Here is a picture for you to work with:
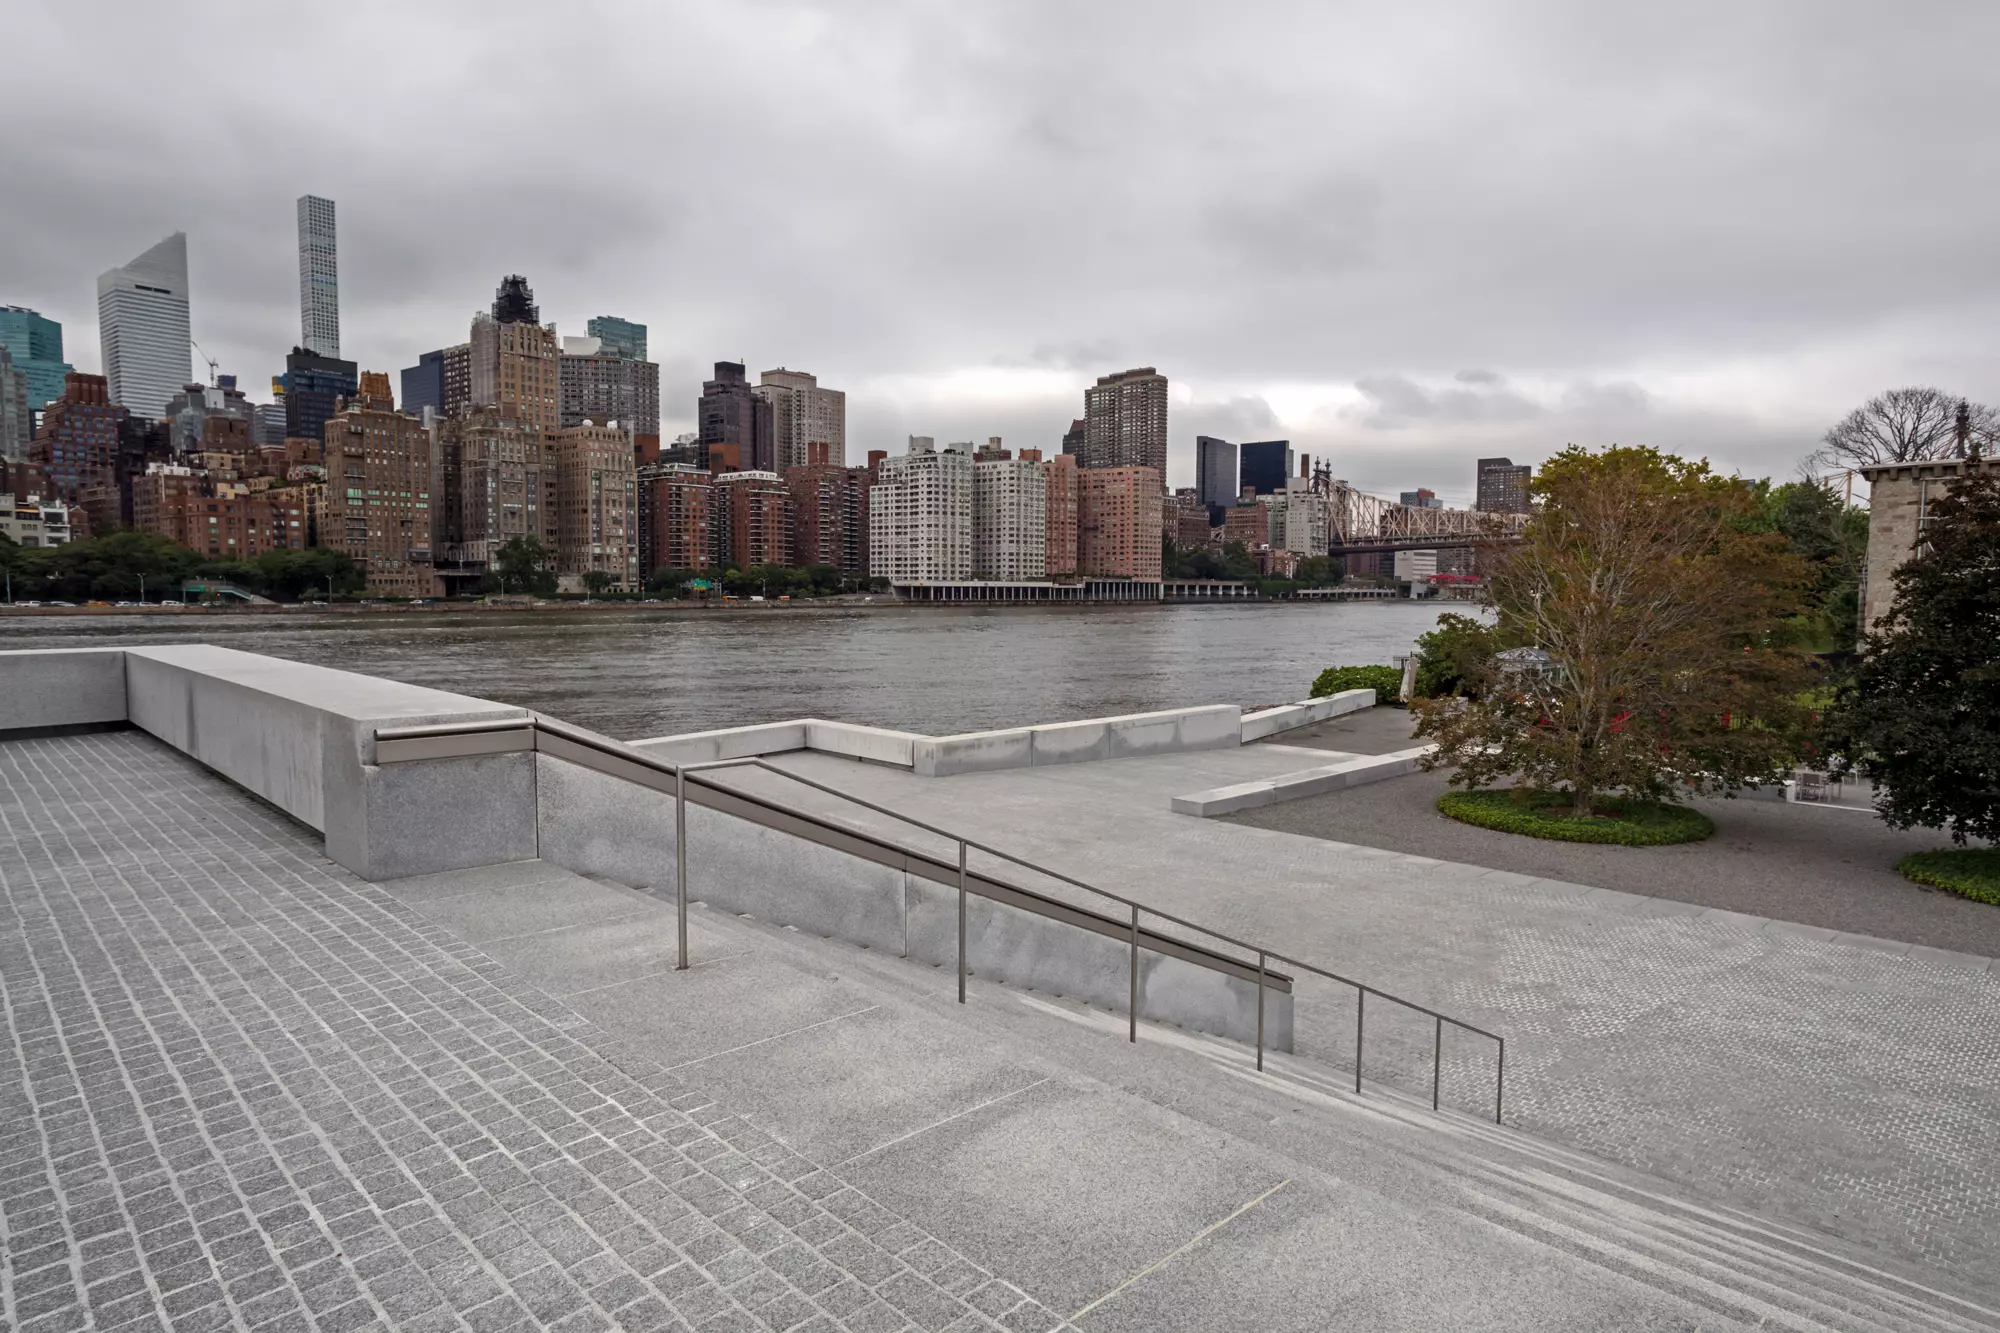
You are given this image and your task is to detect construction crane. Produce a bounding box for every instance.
[190,337,219,387]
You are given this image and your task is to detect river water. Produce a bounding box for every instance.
[0,602,1454,739]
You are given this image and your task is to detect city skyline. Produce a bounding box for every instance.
[8,4,1999,505]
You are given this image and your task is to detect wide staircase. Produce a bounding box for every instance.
[384,857,2000,1332]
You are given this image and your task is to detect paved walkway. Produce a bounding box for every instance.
[1235,711,2000,956]
[727,745,2000,1285]
[0,732,1059,1333]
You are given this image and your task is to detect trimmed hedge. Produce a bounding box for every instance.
[1898,849,2000,906]
[1436,788,1716,846]
[1311,664,1402,699]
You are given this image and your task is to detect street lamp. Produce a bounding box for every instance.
[326,574,335,604]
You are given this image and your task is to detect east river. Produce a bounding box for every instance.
[0,601,1453,739]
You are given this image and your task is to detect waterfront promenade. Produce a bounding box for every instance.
[3,651,1997,1330]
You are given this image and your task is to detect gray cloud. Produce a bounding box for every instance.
[5,0,1999,500]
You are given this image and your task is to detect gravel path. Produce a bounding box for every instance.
[1238,709,2000,957]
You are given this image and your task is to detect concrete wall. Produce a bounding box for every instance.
[912,705,1243,776]
[0,648,129,734]
[635,704,1249,778]
[534,750,1291,1048]
[1239,688,1375,742]
[116,644,536,881]
[1172,745,1435,817]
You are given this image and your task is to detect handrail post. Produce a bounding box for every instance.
[1354,989,1364,1094]
[1255,951,1266,1072]
[1495,1037,1505,1125]
[675,767,689,971]
[1432,1016,1442,1111]
[957,839,968,1004]
[1128,905,1139,1043]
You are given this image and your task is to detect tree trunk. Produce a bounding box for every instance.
[1571,786,1594,818]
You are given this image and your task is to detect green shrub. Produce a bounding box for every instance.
[1413,612,1503,698]
[1898,849,2000,906]
[1435,788,1715,845]
[1311,664,1402,700]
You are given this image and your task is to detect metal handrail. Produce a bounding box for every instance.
[372,714,1506,1122]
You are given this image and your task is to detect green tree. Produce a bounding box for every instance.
[492,535,556,596]
[1749,478,1869,648]
[582,570,616,598]
[1415,445,1819,817]
[248,548,363,602]
[1412,612,1505,698]
[1822,469,2000,843]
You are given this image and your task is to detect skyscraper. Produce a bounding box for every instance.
[401,349,448,418]
[1475,457,1532,514]
[1239,440,1293,497]
[322,374,437,596]
[586,316,646,361]
[1195,436,1237,509]
[868,438,972,582]
[1081,367,1168,475]
[972,454,1047,581]
[559,336,659,435]
[470,277,559,430]
[0,349,29,461]
[30,373,124,502]
[698,361,774,472]
[755,367,846,471]
[96,233,192,420]
[284,347,358,445]
[550,423,639,587]
[1077,467,1164,579]
[0,306,74,415]
[297,195,340,358]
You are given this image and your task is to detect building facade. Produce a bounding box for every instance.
[637,462,713,576]
[1044,453,1079,578]
[713,471,792,570]
[1475,457,1532,514]
[785,445,870,574]
[550,424,638,587]
[0,349,28,461]
[972,455,1047,581]
[1195,436,1237,511]
[1076,466,1163,580]
[1082,367,1168,474]
[0,306,73,415]
[166,377,255,454]
[296,194,340,358]
[869,438,972,582]
[0,491,71,548]
[321,381,437,596]
[586,316,646,361]
[30,373,124,502]
[400,349,447,419]
[1239,440,1293,497]
[284,348,358,445]
[699,361,774,472]
[558,341,660,435]
[96,233,192,420]
[435,409,552,578]
[756,368,846,471]
[1856,457,1998,635]
[470,278,560,431]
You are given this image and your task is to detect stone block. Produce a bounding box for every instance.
[0,648,129,733]
[1171,747,1430,817]
[803,721,920,768]
[914,728,1034,777]
[631,722,807,766]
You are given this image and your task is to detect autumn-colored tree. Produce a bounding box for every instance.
[1414,446,1820,817]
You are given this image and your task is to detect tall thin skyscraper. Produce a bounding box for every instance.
[297,196,340,358]
[96,233,192,421]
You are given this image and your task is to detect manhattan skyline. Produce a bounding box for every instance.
[6,1,1998,504]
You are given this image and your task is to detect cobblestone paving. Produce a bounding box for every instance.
[0,732,1072,1333]
[750,749,2000,1285]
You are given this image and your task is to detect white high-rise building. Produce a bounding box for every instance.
[973,456,1047,581]
[297,195,340,358]
[96,232,192,421]
[755,367,846,471]
[868,437,971,582]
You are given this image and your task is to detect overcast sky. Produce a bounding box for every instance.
[8,1,1998,503]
